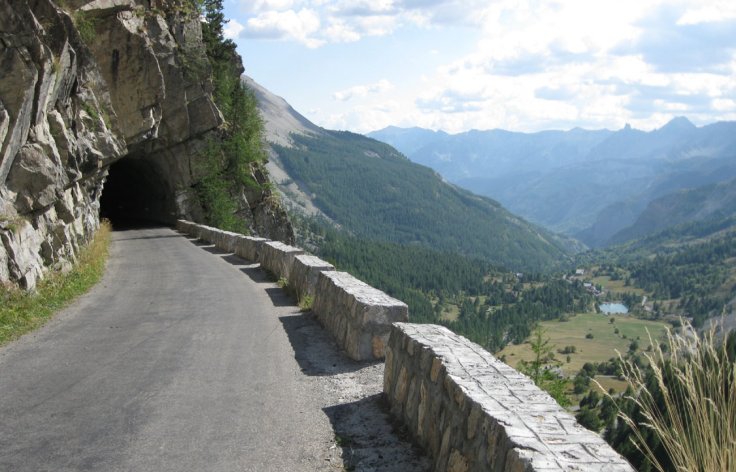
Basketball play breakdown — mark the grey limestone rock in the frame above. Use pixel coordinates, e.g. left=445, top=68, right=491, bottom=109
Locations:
left=0, top=1, right=292, bottom=288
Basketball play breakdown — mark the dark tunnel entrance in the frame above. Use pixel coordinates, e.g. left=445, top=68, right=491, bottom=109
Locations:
left=100, top=157, right=177, bottom=228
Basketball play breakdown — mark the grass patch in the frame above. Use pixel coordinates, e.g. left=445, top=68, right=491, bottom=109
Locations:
left=298, top=294, right=313, bottom=312
left=498, top=312, right=669, bottom=376
left=0, top=220, right=112, bottom=346
left=440, top=303, right=460, bottom=322
left=0, top=214, right=28, bottom=233
left=593, top=375, right=629, bottom=393
left=590, top=275, right=646, bottom=296
left=72, top=10, right=97, bottom=44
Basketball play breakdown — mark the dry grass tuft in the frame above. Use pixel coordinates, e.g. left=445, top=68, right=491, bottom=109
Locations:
left=613, top=319, right=736, bottom=472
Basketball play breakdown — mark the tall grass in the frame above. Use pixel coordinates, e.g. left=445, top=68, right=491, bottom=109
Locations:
left=0, top=220, right=112, bottom=346
left=614, top=320, right=736, bottom=471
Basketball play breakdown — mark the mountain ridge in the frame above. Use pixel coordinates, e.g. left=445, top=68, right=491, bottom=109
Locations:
left=369, top=119, right=736, bottom=247
left=247, top=77, right=578, bottom=272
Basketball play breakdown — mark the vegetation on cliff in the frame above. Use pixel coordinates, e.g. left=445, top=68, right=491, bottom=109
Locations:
left=0, top=221, right=111, bottom=346
left=193, top=0, right=268, bottom=232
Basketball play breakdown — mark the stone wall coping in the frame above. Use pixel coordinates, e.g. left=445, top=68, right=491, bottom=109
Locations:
left=262, top=240, right=303, bottom=254
left=321, top=270, right=407, bottom=308
left=238, top=235, right=269, bottom=242
left=388, top=323, right=634, bottom=471
left=293, top=254, right=334, bottom=269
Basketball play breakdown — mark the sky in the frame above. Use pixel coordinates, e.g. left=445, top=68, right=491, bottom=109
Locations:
left=222, top=0, right=736, bottom=134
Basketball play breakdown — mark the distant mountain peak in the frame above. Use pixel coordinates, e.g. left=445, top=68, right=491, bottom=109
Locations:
left=659, top=116, right=695, bottom=132
left=243, top=76, right=321, bottom=147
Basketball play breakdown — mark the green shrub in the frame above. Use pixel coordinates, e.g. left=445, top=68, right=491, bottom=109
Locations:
left=299, top=294, right=314, bottom=311
left=190, top=1, right=268, bottom=232
left=73, top=10, right=96, bottom=43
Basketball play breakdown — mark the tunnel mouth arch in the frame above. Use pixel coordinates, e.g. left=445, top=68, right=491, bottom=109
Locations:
left=99, top=156, right=177, bottom=228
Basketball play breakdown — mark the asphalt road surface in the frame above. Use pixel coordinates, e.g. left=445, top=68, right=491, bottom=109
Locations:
left=0, top=226, right=342, bottom=472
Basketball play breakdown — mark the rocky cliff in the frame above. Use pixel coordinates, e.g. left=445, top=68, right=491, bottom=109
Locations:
left=0, top=0, right=292, bottom=289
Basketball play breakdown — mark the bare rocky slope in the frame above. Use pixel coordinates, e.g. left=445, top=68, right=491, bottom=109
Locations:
left=0, top=0, right=291, bottom=289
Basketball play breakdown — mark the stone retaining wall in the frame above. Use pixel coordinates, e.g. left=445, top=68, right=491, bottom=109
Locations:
left=175, top=220, right=402, bottom=361
left=288, top=254, right=335, bottom=300
left=312, top=271, right=408, bottom=361
left=176, top=220, right=634, bottom=470
left=383, top=323, right=634, bottom=472
left=259, top=241, right=304, bottom=280
left=234, top=235, right=268, bottom=262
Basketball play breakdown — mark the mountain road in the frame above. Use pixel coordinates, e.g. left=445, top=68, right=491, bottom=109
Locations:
left=0, top=226, right=428, bottom=471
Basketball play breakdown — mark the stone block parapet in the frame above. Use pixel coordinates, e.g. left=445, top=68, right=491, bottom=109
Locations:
left=175, top=220, right=195, bottom=235
left=384, top=323, right=634, bottom=472
left=312, top=271, right=409, bottom=361
left=175, top=221, right=632, bottom=470
left=288, top=254, right=335, bottom=301
left=193, top=224, right=217, bottom=244
left=177, top=221, right=265, bottom=262
left=258, top=241, right=304, bottom=280
left=212, top=230, right=241, bottom=253
left=233, top=235, right=269, bottom=262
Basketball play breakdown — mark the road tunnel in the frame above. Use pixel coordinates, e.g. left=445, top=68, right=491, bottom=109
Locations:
left=99, top=156, right=177, bottom=227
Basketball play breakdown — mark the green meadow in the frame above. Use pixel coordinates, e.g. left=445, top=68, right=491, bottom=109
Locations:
left=498, top=312, right=670, bottom=376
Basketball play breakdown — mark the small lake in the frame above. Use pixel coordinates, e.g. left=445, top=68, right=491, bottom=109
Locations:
left=600, top=303, right=629, bottom=314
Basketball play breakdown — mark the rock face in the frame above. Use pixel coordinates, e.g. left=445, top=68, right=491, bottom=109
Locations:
left=0, top=0, right=292, bottom=289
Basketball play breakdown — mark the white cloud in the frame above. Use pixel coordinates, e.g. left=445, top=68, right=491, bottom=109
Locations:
left=243, top=8, right=324, bottom=48
left=712, top=98, right=736, bottom=111
left=235, top=0, right=736, bottom=132
left=329, top=0, right=396, bottom=16
left=323, top=18, right=360, bottom=42
left=247, top=0, right=295, bottom=13
left=678, top=1, right=736, bottom=25
left=236, top=0, right=490, bottom=47
left=333, top=80, right=394, bottom=101
left=223, top=18, right=244, bottom=39
left=388, top=0, right=736, bottom=132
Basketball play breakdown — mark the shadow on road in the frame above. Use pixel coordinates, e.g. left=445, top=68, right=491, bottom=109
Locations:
left=239, top=266, right=272, bottom=284
left=277, top=312, right=371, bottom=376
left=115, top=234, right=183, bottom=241
left=180, top=232, right=431, bottom=471
left=323, top=394, right=428, bottom=472
left=197, top=244, right=230, bottom=255
left=265, top=287, right=294, bottom=307
left=185, top=239, right=275, bottom=284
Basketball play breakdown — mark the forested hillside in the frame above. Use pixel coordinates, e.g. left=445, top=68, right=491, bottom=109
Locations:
left=293, top=215, right=592, bottom=354
left=608, top=178, right=736, bottom=244
left=273, top=130, right=573, bottom=272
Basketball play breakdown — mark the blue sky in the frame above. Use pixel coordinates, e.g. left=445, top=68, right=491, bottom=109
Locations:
left=222, top=0, right=736, bottom=134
